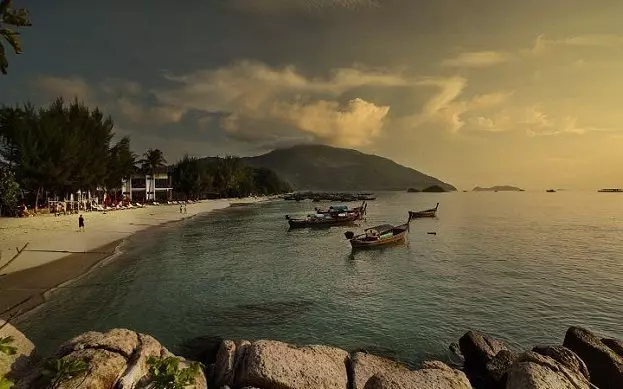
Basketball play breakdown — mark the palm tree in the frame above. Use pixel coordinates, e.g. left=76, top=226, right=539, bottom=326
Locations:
left=0, top=0, right=32, bottom=75
left=139, top=148, right=167, bottom=201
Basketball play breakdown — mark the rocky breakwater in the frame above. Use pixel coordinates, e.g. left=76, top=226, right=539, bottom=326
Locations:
left=451, top=326, right=623, bottom=389
left=2, top=325, right=471, bottom=389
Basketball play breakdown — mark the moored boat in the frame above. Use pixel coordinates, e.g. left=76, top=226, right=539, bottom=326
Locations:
left=408, top=203, right=439, bottom=219
left=286, top=211, right=360, bottom=228
left=344, top=219, right=409, bottom=249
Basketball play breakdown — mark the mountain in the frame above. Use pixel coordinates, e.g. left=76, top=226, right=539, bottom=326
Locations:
left=473, top=185, right=524, bottom=192
left=242, top=145, right=456, bottom=191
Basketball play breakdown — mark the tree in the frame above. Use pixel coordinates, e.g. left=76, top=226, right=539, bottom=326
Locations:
left=0, top=165, right=19, bottom=216
left=139, top=148, right=167, bottom=201
left=0, top=98, right=133, bottom=209
left=172, top=155, right=211, bottom=200
left=0, top=0, right=32, bottom=75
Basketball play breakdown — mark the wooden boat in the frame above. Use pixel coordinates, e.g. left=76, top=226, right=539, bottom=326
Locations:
left=546, top=189, right=556, bottom=193
left=345, top=220, right=409, bottom=249
left=408, top=203, right=439, bottom=219
left=286, top=211, right=360, bottom=228
left=314, top=202, right=367, bottom=219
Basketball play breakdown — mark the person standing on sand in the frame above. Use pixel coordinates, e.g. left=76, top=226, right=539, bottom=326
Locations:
left=78, top=214, right=85, bottom=231
left=184, top=204, right=187, bottom=214
left=180, top=204, right=183, bottom=213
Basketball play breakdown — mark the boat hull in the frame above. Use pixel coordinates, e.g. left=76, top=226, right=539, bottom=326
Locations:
left=408, top=211, right=436, bottom=219
left=287, top=215, right=358, bottom=229
left=349, top=223, right=409, bottom=249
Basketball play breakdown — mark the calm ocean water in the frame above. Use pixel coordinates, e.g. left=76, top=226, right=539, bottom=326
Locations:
left=17, top=192, right=623, bottom=363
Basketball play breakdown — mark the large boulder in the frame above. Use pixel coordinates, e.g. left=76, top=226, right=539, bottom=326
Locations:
left=484, top=349, right=516, bottom=388
left=602, top=338, right=623, bottom=358
left=350, top=352, right=411, bottom=389
left=236, top=340, right=349, bottom=389
left=213, top=339, right=250, bottom=388
left=362, top=361, right=472, bottom=389
left=532, top=345, right=589, bottom=380
left=14, top=328, right=206, bottom=389
left=458, top=331, right=509, bottom=386
left=506, top=351, right=591, bottom=389
left=563, top=326, right=623, bottom=389
left=0, top=320, right=36, bottom=380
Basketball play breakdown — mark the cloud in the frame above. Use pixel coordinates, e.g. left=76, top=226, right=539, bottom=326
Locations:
left=228, top=0, right=381, bottom=14
left=155, top=61, right=408, bottom=148
left=441, top=51, right=512, bottom=68
left=34, top=76, right=185, bottom=126
left=528, top=34, right=623, bottom=55
left=36, top=75, right=94, bottom=102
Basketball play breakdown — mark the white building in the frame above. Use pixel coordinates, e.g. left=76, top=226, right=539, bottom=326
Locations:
left=121, top=167, right=173, bottom=202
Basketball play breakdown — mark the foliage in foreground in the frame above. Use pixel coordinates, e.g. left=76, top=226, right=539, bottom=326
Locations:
left=41, top=357, right=88, bottom=388
left=0, top=0, right=32, bottom=75
left=145, top=356, right=203, bottom=389
left=0, top=336, right=16, bottom=389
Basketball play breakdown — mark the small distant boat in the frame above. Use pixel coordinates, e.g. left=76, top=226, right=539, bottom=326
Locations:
left=598, top=188, right=623, bottom=193
left=546, top=189, right=556, bottom=193
left=408, top=203, right=439, bottom=219
left=286, top=202, right=366, bottom=229
left=345, top=219, right=410, bottom=249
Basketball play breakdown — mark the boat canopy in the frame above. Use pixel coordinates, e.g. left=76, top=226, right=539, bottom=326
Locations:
left=365, top=224, right=394, bottom=235
left=329, top=205, right=350, bottom=212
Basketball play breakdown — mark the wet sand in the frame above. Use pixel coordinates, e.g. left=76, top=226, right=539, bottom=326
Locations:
left=0, top=240, right=122, bottom=320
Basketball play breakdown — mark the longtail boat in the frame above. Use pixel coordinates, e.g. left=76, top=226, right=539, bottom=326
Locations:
left=286, top=211, right=360, bottom=228
left=344, top=218, right=410, bottom=249
left=315, top=202, right=367, bottom=218
left=408, top=203, right=439, bottom=219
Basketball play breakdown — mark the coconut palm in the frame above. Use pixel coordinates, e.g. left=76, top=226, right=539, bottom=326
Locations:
left=0, top=0, right=32, bottom=75
left=139, top=148, right=167, bottom=201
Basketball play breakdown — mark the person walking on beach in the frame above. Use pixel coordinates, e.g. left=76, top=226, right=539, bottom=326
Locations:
left=183, top=204, right=187, bottom=214
left=180, top=204, right=183, bottom=213
left=78, top=214, right=85, bottom=231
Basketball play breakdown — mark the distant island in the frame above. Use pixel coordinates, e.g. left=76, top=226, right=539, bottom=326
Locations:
left=473, top=185, right=525, bottom=192
left=422, top=185, right=447, bottom=193
left=241, top=145, right=456, bottom=192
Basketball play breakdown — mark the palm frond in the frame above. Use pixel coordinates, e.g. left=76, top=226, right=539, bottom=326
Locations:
left=0, top=28, right=20, bottom=54
left=0, top=42, right=7, bottom=74
left=1, top=8, right=31, bottom=28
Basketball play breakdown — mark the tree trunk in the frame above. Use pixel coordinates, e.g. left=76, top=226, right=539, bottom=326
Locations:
left=35, top=186, right=42, bottom=213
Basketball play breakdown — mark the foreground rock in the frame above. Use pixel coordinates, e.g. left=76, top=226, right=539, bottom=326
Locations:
left=14, top=328, right=207, bottom=389
left=351, top=352, right=412, bottom=389
left=563, top=326, right=623, bottom=389
left=458, top=331, right=510, bottom=387
left=506, top=351, right=591, bottom=389
left=363, top=360, right=472, bottom=389
left=532, top=345, right=589, bottom=381
left=0, top=319, right=36, bottom=381
left=234, top=340, right=349, bottom=389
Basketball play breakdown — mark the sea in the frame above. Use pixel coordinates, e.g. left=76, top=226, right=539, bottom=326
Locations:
left=16, top=191, right=623, bottom=364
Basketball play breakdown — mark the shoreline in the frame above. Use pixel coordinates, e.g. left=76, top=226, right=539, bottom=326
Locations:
left=0, top=197, right=271, bottom=321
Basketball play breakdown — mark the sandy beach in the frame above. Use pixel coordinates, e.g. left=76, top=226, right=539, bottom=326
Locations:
left=0, top=198, right=268, bottom=318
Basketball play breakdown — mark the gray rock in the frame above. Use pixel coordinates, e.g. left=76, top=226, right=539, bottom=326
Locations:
left=362, top=362, right=472, bottom=389
left=532, top=345, right=589, bottom=380
left=563, top=326, right=623, bottom=389
left=351, top=352, right=411, bottom=389
left=602, top=338, right=623, bottom=358
left=55, top=348, right=128, bottom=389
left=213, top=339, right=251, bottom=388
left=237, top=340, right=349, bottom=389
left=484, top=349, right=516, bottom=387
left=56, top=328, right=139, bottom=359
left=0, top=320, right=36, bottom=380
left=458, top=330, right=509, bottom=386
left=506, top=351, right=591, bottom=389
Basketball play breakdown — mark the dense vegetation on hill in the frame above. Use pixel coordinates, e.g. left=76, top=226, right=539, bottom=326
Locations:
left=243, top=145, right=456, bottom=191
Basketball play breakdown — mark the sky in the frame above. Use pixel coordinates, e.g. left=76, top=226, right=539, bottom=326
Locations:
left=2, top=0, right=623, bottom=190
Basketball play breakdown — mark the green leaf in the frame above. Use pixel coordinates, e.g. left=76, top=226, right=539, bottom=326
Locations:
left=0, top=28, right=20, bottom=54
left=0, top=376, right=14, bottom=389
left=0, top=337, right=17, bottom=356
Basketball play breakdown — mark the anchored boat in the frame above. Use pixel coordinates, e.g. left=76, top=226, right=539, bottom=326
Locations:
left=344, top=219, right=409, bottom=249
left=408, top=203, right=439, bottom=219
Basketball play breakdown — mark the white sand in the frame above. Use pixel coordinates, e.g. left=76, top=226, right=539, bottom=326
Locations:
left=0, top=198, right=267, bottom=275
